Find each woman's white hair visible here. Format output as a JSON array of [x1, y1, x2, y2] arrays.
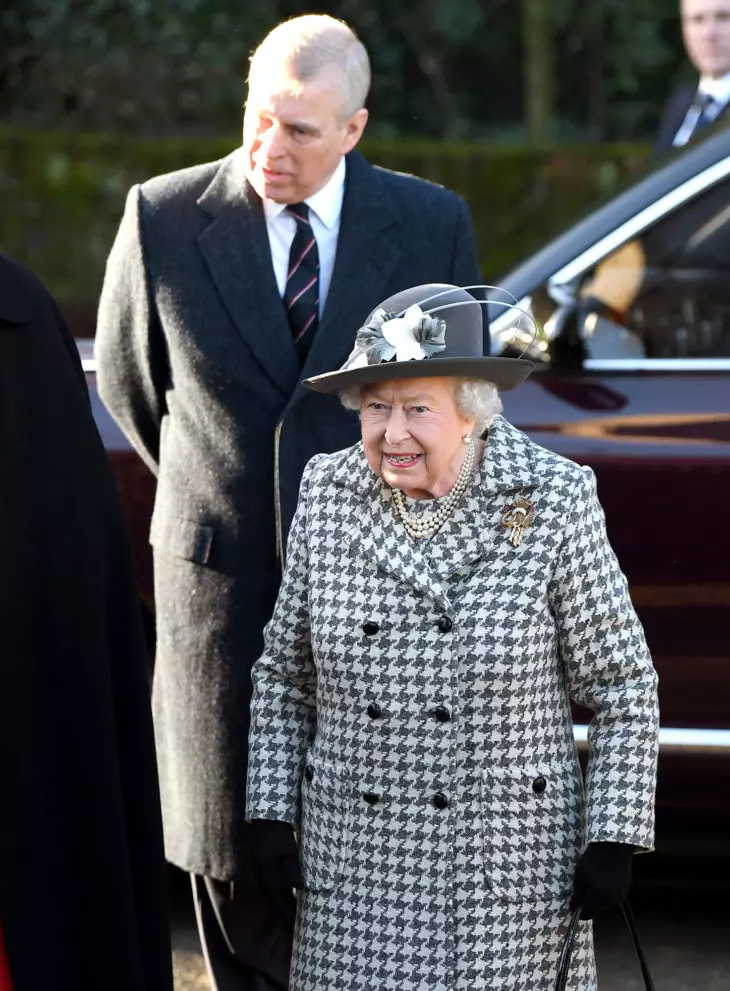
[[339, 378, 503, 434], [248, 15, 371, 121]]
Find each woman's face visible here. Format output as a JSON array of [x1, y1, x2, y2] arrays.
[[360, 377, 475, 499]]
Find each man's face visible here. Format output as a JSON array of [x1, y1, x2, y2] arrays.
[[682, 0, 730, 78], [243, 62, 368, 204]]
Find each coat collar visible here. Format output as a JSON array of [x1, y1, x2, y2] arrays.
[[478, 414, 540, 496], [326, 417, 539, 603], [196, 150, 300, 397]]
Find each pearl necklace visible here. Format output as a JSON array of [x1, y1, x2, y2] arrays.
[[391, 440, 475, 540]]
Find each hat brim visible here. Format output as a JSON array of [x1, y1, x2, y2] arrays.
[[303, 357, 533, 395]]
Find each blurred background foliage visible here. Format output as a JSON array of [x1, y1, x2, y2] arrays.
[[1, 0, 689, 140], [0, 0, 691, 315]]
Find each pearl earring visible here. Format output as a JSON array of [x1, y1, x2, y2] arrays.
[[462, 433, 471, 444]]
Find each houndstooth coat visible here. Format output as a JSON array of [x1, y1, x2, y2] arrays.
[[246, 416, 659, 991]]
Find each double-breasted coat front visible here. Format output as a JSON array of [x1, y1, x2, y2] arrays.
[[246, 416, 659, 991]]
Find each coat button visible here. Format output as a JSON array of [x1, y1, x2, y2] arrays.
[[305, 766, 314, 782], [532, 776, 547, 794], [436, 615, 453, 633], [434, 705, 451, 723], [362, 620, 380, 636], [433, 792, 449, 810], [367, 702, 382, 719], [363, 792, 380, 806]]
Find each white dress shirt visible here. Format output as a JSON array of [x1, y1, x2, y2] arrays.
[[673, 71, 730, 146], [262, 157, 346, 317]]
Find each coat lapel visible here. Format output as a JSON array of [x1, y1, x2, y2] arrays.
[[297, 153, 403, 387], [433, 417, 541, 578], [330, 445, 451, 611], [327, 420, 540, 603], [196, 152, 299, 396], [480, 416, 540, 498]]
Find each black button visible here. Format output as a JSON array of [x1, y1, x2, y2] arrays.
[[433, 792, 449, 810], [304, 766, 314, 782], [434, 705, 451, 723], [532, 776, 547, 794], [362, 620, 380, 636], [363, 792, 380, 806], [436, 615, 453, 633], [367, 702, 382, 719]]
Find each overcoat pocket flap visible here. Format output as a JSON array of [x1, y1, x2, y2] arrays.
[[149, 514, 214, 566], [483, 760, 581, 805], [300, 756, 349, 891], [302, 755, 344, 801], [481, 760, 583, 902]]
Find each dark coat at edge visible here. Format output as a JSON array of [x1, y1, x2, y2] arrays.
[[0, 252, 173, 991]]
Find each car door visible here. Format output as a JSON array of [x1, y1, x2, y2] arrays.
[[491, 158, 730, 777]]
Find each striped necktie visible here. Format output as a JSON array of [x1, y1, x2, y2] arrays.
[[284, 202, 319, 347]]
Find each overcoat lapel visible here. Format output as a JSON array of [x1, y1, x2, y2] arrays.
[[430, 418, 541, 580], [329, 419, 540, 599], [196, 152, 299, 396], [297, 153, 403, 387], [330, 444, 451, 611], [480, 416, 540, 498]]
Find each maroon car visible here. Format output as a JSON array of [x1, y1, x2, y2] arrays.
[[80, 125, 730, 848]]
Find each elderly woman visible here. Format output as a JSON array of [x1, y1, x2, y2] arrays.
[[246, 284, 658, 991]]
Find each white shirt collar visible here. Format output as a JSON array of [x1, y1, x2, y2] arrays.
[[262, 156, 346, 229], [698, 71, 730, 106]]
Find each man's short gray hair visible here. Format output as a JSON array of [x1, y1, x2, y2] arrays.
[[339, 378, 503, 434], [248, 15, 371, 121]]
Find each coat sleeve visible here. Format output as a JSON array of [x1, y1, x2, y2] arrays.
[[246, 455, 323, 825], [95, 184, 168, 477], [549, 466, 659, 851], [449, 196, 488, 354]]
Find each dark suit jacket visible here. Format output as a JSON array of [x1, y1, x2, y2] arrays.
[[0, 253, 172, 991], [654, 83, 730, 156], [95, 148, 483, 880]]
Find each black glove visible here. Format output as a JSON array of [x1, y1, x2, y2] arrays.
[[570, 841, 634, 920], [248, 818, 303, 924]]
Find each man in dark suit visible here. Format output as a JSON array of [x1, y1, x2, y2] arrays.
[[96, 13, 482, 990], [0, 252, 172, 991], [655, 0, 730, 154]]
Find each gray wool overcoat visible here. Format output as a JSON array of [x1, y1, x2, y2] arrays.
[[247, 417, 659, 991], [95, 147, 482, 880]]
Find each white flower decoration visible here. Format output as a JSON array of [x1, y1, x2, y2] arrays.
[[353, 304, 447, 366], [381, 304, 430, 361]]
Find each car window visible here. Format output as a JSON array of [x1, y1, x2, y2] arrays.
[[495, 174, 730, 363]]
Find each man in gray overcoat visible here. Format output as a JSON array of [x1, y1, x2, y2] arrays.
[[95, 14, 483, 989]]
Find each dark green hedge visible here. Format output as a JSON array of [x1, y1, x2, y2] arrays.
[[0, 128, 650, 330]]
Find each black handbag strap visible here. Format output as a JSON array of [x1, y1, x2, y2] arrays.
[[554, 902, 655, 991]]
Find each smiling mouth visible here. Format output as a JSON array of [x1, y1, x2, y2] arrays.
[[384, 453, 422, 468]]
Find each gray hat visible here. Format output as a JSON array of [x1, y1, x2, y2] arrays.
[[303, 284, 533, 394]]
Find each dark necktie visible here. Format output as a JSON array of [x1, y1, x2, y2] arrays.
[[284, 203, 319, 348], [690, 93, 717, 139]]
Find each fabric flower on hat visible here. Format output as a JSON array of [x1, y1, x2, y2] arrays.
[[354, 305, 447, 366]]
